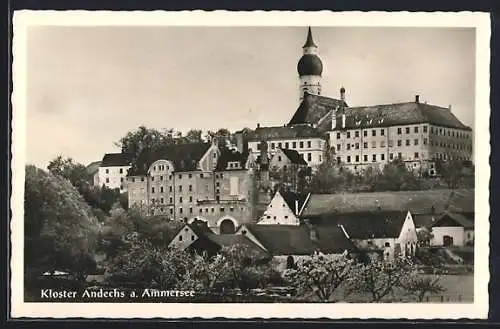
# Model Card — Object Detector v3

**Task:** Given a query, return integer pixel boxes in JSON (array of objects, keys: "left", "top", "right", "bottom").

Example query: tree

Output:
[
  {"left": 376, "top": 159, "right": 422, "bottom": 191},
  {"left": 435, "top": 159, "right": 468, "bottom": 189},
  {"left": 283, "top": 254, "right": 353, "bottom": 302},
  {"left": 417, "top": 227, "right": 434, "bottom": 247},
  {"left": 183, "top": 129, "right": 204, "bottom": 144},
  {"left": 47, "top": 156, "right": 92, "bottom": 189},
  {"left": 345, "top": 258, "right": 414, "bottom": 302},
  {"left": 24, "top": 165, "right": 99, "bottom": 284},
  {"left": 401, "top": 275, "right": 445, "bottom": 302}
]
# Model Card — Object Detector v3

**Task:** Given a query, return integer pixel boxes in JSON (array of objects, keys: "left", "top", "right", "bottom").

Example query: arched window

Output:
[
  {"left": 385, "top": 242, "right": 390, "bottom": 247},
  {"left": 219, "top": 219, "right": 236, "bottom": 234},
  {"left": 286, "top": 256, "right": 295, "bottom": 269}
]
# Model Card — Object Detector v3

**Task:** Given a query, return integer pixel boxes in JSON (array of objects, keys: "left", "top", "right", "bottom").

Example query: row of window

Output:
[
  {"left": 151, "top": 185, "right": 194, "bottom": 193},
  {"left": 337, "top": 151, "right": 420, "bottom": 163},
  {"left": 430, "top": 140, "right": 472, "bottom": 150},
  {"left": 129, "top": 172, "right": 220, "bottom": 183},
  {"left": 430, "top": 126, "right": 470, "bottom": 139},
  {"left": 277, "top": 153, "right": 313, "bottom": 162},
  {"left": 432, "top": 154, "right": 471, "bottom": 161},
  {"left": 337, "top": 138, "right": 428, "bottom": 151},
  {"left": 104, "top": 168, "right": 126, "bottom": 174},
  {"left": 336, "top": 125, "right": 429, "bottom": 139},
  {"left": 258, "top": 140, "right": 318, "bottom": 151},
  {"left": 151, "top": 195, "right": 195, "bottom": 204},
  {"left": 155, "top": 205, "right": 238, "bottom": 215}
]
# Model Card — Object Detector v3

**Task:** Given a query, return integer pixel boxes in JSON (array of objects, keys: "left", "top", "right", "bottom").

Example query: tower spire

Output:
[{"left": 303, "top": 26, "right": 317, "bottom": 48}]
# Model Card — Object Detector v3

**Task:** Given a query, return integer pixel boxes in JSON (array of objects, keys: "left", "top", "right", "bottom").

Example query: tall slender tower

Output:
[{"left": 297, "top": 27, "right": 323, "bottom": 102}]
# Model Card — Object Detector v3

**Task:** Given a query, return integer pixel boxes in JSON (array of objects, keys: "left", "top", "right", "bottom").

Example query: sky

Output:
[{"left": 25, "top": 26, "right": 476, "bottom": 168}]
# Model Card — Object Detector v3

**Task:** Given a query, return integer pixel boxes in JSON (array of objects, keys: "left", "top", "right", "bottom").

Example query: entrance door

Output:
[{"left": 443, "top": 235, "right": 454, "bottom": 247}]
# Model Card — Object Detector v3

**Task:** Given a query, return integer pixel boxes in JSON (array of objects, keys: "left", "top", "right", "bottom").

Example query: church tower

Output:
[{"left": 297, "top": 27, "right": 323, "bottom": 102}]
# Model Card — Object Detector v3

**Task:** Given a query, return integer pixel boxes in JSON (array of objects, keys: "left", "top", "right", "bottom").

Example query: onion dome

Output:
[{"left": 297, "top": 54, "right": 323, "bottom": 76}]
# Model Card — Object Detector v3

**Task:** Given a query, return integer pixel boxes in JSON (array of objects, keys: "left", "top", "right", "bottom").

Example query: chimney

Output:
[
  {"left": 448, "top": 105, "right": 452, "bottom": 111},
  {"left": 342, "top": 113, "right": 346, "bottom": 129},
  {"left": 257, "top": 123, "right": 260, "bottom": 129},
  {"left": 415, "top": 95, "right": 420, "bottom": 103},
  {"left": 331, "top": 113, "right": 337, "bottom": 130},
  {"left": 295, "top": 199, "right": 299, "bottom": 216},
  {"left": 340, "top": 86, "right": 346, "bottom": 103}
]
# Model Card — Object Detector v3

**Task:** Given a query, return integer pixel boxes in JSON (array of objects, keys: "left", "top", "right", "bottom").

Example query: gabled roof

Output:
[
  {"left": 100, "top": 153, "right": 132, "bottom": 167},
  {"left": 205, "top": 234, "right": 269, "bottom": 257},
  {"left": 432, "top": 212, "right": 474, "bottom": 229},
  {"left": 301, "top": 189, "right": 474, "bottom": 217},
  {"left": 279, "top": 190, "right": 309, "bottom": 215},
  {"left": 288, "top": 92, "right": 347, "bottom": 126},
  {"left": 319, "top": 211, "right": 410, "bottom": 239},
  {"left": 246, "top": 124, "right": 322, "bottom": 142},
  {"left": 319, "top": 101, "right": 472, "bottom": 131},
  {"left": 215, "top": 147, "right": 249, "bottom": 171},
  {"left": 127, "top": 142, "right": 211, "bottom": 176},
  {"left": 242, "top": 224, "right": 355, "bottom": 256},
  {"left": 187, "top": 220, "right": 215, "bottom": 236},
  {"left": 280, "top": 148, "right": 308, "bottom": 165}
]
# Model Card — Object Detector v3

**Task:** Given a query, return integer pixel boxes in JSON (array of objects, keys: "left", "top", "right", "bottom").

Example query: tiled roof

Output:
[
  {"left": 215, "top": 147, "right": 249, "bottom": 171},
  {"left": 318, "top": 211, "right": 409, "bottom": 239},
  {"left": 127, "top": 142, "right": 211, "bottom": 176},
  {"left": 188, "top": 220, "right": 215, "bottom": 236},
  {"left": 280, "top": 148, "right": 308, "bottom": 165},
  {"left": 100, "top": 153, "right": 132, "bottom": 167},
  {"left": 243, "top": 224, "right": 355, "bottom": 256},
  {"left": 301, "top": 189, "right": 474, "bottom": 217},
  {"left": 432, "top": 212, "right": 474, "bottom": 229},
  {"left": 318, "top": 101, "right": 472, "bottom": 132},
  {"left": 288, "top": 92, "right": 347, "bottom": 126},
  {"left": 247, "top": 124, "right": 322, "bottom": 142},
  {"left": 205, "top": 234, "right": 269, "bottom": 257},
  {"left": 279, "top": 190, "right": 309, "bottom": 215},
  {"left": 412, "top": 214, "right": 438, "bottom": 229}
]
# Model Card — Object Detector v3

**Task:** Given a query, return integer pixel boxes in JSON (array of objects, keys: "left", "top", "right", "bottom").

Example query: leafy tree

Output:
[
  {"left": 24, "top": 165, "right": 99, "bottom": 284},
  {"left": 435, "top": 159, "right": 469, "bottom": 189},
  {"left": 283, "top": 254, "right": 353, "bottom": 302},
  {"left": 417, "top": 227, "right": 434, "bottom": 247},
  {"left": 401, "top": 275, "right": 445, "bottom": 302},
  {"left": 345, "top": 258, "right": 414, "bottom": 302},
  {"left": 47, "top": 156, "right": 92, "bottom": 188},
  {"left": 183, "top": 129, "right": 204, "bottom": 144}
]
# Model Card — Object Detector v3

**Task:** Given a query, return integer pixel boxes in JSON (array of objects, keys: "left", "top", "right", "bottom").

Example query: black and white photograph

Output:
[{"left": 11, "top": 11, "right": 490, "bottom": 319}]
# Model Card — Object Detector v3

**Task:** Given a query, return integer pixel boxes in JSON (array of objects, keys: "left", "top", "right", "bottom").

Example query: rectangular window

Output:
[
  {"left": 189, "top": 196, "right": 193, "bottom": 202},
  {"left": 380, "top": 141, "right": 385, "bottom": 148},
  {"left": 414, "top": 152, "right": 419, "bottom": 159},
  {"left": 406, "top": 139, "right": 410, "bottom": 146},
  {"left": 292, "top": 142, "right": 296, "bottom": 148},
  {"left": 372, "top": 154, "right": 376, "bottom": 162},
  {"left": 347, "top": 132, "right": 351, "bottom": 139},
  {"left": 179, "top": 197, "right": 183, "bottom": 203},
  {"left": 120, "top": 177, "right": 124, "bottom": 182},
  {"left": 336, "top": 156, "right": 341, "bottom": 164},
  {"left": 381, "top": 129, "right": 385, "bottom": 136},
  {"left": 307, "top": 153, "right": 312, "bottom": 161},
  {"left": 169, "top": 186, "right": 173, "bottom": 192},
  {"left": 363, "top": 130, "right": 368, "bottom": 137},
  {"left": 200, "top": 173, "right": 204, "bottom": 178},
  {"left": 355, "top": 131, "right": 359, "bottom": 138},
  {"left": 337, "top": 144, "right": 341, "bottom": 151},
  {"left": 161, "top": 197, "right": 164, "bottom": 204},
  {"left": 160, "top": 175, "right": 163, "bottom": 181},
  {"left": 364, "top": 142, "right": 368, "bottom": 149},
  {"left": 397, "top": 140, "right": 402, "bottom": 147},
  {"left": 363, "top": 155, "right": 368, "bottom": 162},
  {"left": 347, "top": 155, "right": 351, "bottom": 163},
  {"left": 169, "top": 197, "right": 173, "bottom": 203},
  {"left": 160, "top": 186, "right": 164, "bottom": 193},
  {"left": 406, "top": 127, "right": 410, "bottom": 134},
  {"left": 170, "top": 208, "right": 173, "bottom": 215},
  {"left": 189, "top": 207, "right": 193, "bottom": 214},
  {"left": 430, "top": 126, "right": 434, "bottom": 133},
  {"left": 105, "top": 178, "right": 109, "bottom": 183},
  {"left": 188, "top": 173, "right": 192, "bottom": 179},
  {"left": 397, "top": 128, "right": 402, "bottom": 135},
  {"left": 178, "top": 174, "right": 182, "bottom": 179},
  {"left": 151, "top": 176, "right": 154, "bottom": 181},
  {"left": 414, "top": 139, "right": 419, "bottom": 146},
  {"left": 355, "top": 155, "right": 360, "bottom": 162},
  {"left": 390, "top": 153, "right": 394, "bottom": 160},
  {"left": 220, "top": 207, "right": 225, "bottom": 212},
  {"left": 151, "top": 187, "right": 155, "bottom": 194},
  {"left": 381, "top": 154, "right": 385, "bottom": 161},
  {"left": 347, "top": 144, "right": 351, "bottom": 151},
  {"left": 179, "top": 185, "right": 182, "bottom": 192},
  {"left": 285, "top": 142, "right": 289, "bottom": 148},
  {"left": 307, "top": 141, "right": 312, "bottom": 148},
  {"left": 119, "top": 168, "right": 123, "bottom": 174},
  {"left": 398, "top": 152, "right": 402, "bottom": 159},
  {"left": 355, "top": 143, "right": 359, "bottom": 149},
  {"left": 299, "top": 141, "right": 304, "bottom": 148},
  {"left": 271, "top": 143, "right": 275, "bottom": 149},
  {"left": 105, "top": 169, "right": 109, "bottom": 174},
  {"left": 372, "top": 129, "right": 376, "bottom": 137},
  {"left": 278, "top": 142, "right": 282, "bottom": 148},
  {"left": 189, "top": 185, "right": 193, "bottom": 192},
  {"left": 414, "top": 127, "right": 419, "bottom": 133},
  {"left": 336, "top": 133, "right": 341, "bottom": 139},
  {"left": 179, "top": 208, "right": 183, "bottom": 214},
  {"left": 372, "top": 141, "right": 376, "bottom": 148}
]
